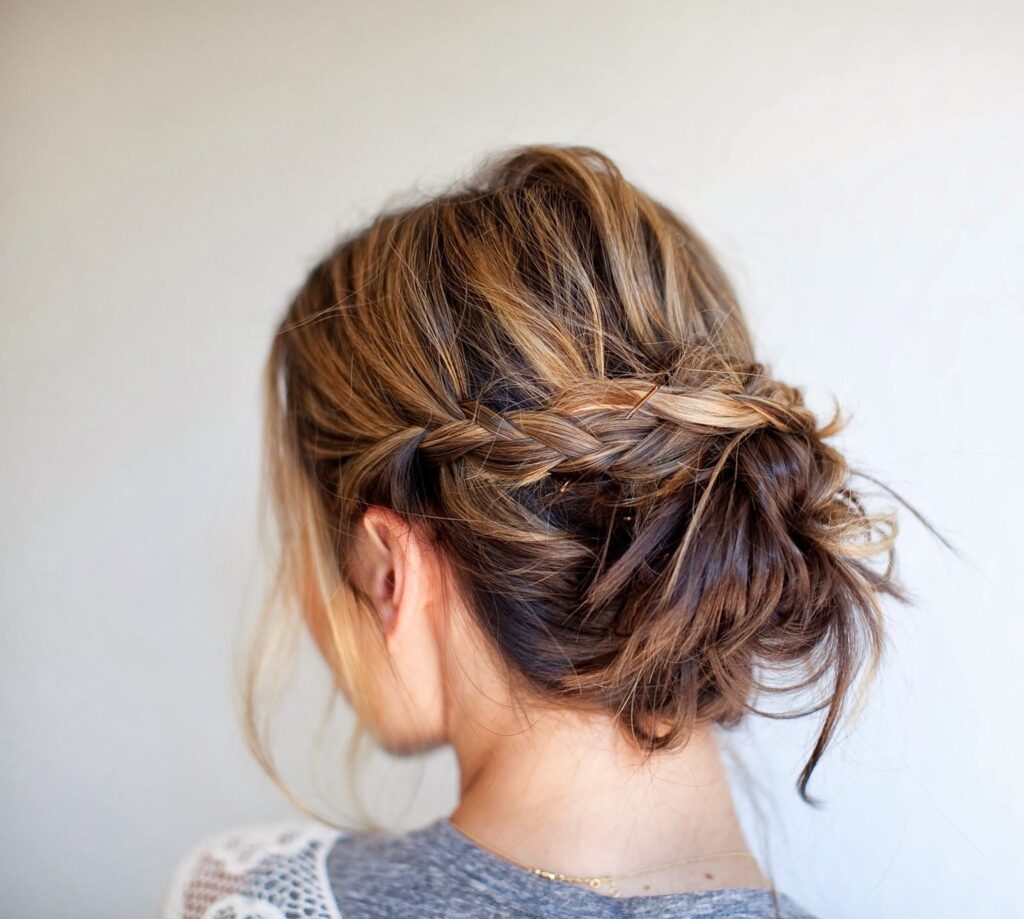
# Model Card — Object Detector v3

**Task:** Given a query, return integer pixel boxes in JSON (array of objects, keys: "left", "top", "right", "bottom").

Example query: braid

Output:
[{"left": 385, "top": 359, "right": 820, "bottom": 488}]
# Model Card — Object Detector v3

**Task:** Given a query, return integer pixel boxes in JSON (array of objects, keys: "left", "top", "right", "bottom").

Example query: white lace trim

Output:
[{"left": 161, "top": 822, "right": 345, "bottom": 919}]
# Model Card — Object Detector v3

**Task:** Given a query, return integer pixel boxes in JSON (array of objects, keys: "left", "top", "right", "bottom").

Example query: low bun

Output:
[
  {"left": 257, "top": 143, "right": 943, "bottom": 807},
  {"left": 572, "top": 356, "right": 909, "bottom": 806}
]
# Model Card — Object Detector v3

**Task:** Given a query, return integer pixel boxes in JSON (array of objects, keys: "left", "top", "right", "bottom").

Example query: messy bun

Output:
[{"left": 255, "top": 143, "right": 933, "bottom": 806}]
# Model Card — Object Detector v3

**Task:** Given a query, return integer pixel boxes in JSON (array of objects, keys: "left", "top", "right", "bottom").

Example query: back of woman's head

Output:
[{"left": 258, "top": 143, "right": 918, "bottom": 806}]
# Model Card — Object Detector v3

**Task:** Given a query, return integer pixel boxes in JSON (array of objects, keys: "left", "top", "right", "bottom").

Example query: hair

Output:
[{"left": 247, "top": 143, "right": 950, "bottom": 809}]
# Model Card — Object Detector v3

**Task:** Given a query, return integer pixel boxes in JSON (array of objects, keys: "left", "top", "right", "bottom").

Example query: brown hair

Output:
[{"left": 250, "top": 143, "right": 948, "bottom": 807}]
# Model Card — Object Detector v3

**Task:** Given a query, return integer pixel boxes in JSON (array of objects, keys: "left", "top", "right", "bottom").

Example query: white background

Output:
[{"left": 2, "top": 2, "right": 1021, "bottom": 916}]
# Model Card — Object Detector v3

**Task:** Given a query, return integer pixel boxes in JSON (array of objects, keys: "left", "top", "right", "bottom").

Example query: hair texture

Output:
[{"left": 248, "top": 143, "right": 947, "bottom": 808}]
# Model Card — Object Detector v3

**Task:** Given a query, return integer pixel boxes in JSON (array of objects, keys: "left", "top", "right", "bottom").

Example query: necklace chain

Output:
[{"left": 451, "top": 822, "right": 767, "bottom": 899}]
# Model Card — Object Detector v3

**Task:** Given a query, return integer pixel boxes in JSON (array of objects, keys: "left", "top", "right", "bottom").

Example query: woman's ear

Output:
[
  {"left": 350, "top": 506, "right": 450, "bottom": 753},
  {"left": 355, "top": 506, "right": 435, "bottom": 647}
]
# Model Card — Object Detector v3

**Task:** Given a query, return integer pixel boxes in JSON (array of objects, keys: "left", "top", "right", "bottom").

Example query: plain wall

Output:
[{"left": 2, "top": 2, "right": 1021, "bottom": 916}]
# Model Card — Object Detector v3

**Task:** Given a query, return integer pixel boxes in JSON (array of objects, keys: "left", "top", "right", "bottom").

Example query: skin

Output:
[{"left": 313, "top": 506, "right": 773, "bottom": 897}]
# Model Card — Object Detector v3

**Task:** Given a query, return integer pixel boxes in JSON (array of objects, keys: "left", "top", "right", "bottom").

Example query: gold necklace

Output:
[{"left": 451, "top": 822, "right": 767, "bottom": 899}]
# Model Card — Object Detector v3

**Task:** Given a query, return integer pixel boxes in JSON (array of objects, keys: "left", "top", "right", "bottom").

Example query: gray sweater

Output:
[
  {"left": 162, "top": 817, "right": 818, "bottom": 918},
  {"left": 327, "top": 818, "right": 818, "bottom": 918}
]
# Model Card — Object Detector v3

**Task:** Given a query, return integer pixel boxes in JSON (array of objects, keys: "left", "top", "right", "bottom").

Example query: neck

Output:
[{"left": 447, "top": 708, "right": 769, "bottom": 894}]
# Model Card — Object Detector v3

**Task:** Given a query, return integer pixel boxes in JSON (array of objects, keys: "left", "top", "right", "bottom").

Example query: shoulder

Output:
[{"left": 160, "top": 820, "right": 347, "bottom": 919}]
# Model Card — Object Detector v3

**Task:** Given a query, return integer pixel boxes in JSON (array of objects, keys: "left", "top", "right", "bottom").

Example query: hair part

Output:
[{"left": 247, "top": 143, "right": 951, "bottom": 808}]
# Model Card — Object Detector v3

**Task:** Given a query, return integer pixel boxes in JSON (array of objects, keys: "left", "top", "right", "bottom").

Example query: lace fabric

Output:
[{"left": 161, "top": 822, "right": 345, "bottom": 919}]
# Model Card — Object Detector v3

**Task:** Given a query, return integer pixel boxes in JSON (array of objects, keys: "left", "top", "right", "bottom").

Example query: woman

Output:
[{"left": 163, "top": 144, "right": 925, "bottom": 918}]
